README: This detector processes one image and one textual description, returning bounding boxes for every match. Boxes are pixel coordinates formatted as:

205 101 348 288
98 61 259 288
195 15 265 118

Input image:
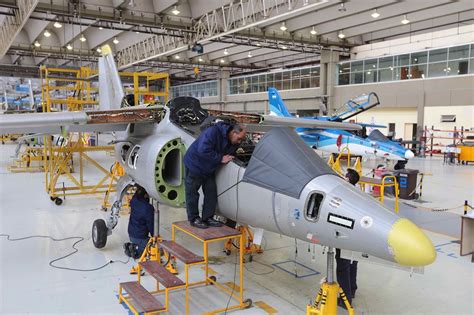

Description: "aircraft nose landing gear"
92 219 108 248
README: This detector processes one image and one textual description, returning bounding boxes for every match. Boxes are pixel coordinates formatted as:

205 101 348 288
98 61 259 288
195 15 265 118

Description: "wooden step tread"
120 281 165 313
139 261 185 288
173 220 242 241
160 240 204 264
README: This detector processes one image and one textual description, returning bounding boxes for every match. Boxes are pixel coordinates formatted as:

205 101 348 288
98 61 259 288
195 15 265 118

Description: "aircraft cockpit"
167 96 257 166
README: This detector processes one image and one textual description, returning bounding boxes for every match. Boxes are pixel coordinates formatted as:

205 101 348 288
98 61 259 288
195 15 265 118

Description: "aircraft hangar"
0 0 473 314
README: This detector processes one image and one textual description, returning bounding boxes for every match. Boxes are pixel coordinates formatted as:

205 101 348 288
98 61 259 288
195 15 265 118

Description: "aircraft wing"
357 122 386 128
0 107 163 135
206 109 361 132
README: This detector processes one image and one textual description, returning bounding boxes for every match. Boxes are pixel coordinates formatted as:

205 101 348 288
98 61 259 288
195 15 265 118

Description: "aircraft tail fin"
268 87 292 117
98 44 125 110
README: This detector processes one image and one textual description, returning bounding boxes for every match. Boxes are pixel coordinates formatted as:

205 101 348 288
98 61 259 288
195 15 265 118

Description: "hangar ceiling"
0 0 472 81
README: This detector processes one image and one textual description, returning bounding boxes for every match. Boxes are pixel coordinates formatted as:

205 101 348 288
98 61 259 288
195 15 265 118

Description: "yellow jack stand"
224 225 263 261
129 205 178 275
307 247 354 315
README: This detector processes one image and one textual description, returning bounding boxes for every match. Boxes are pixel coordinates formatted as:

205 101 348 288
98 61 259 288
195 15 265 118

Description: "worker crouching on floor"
183 120 246 229
336 168 360 308
127 185 155 257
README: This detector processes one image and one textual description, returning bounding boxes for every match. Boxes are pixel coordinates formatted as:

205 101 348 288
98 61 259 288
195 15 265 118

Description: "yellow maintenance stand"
307 247 354 315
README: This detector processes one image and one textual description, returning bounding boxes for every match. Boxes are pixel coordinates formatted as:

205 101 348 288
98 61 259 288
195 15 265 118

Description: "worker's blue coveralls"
183 122 238 222
128 195 155 255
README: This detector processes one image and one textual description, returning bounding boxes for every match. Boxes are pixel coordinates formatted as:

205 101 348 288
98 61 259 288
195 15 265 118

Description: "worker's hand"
221 154 235 164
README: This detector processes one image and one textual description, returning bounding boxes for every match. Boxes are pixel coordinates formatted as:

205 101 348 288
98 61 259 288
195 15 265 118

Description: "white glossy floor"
1 143 473 315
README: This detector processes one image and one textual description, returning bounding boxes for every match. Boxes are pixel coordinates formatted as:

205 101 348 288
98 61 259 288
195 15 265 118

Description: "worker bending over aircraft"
184 120 247 229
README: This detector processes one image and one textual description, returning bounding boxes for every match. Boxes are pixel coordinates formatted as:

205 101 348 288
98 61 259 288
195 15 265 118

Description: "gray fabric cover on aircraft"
242 127 337 199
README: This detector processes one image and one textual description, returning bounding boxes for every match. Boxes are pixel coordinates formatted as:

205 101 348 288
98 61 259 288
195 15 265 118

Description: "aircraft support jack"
92 175 134 248
130 202 178 275
307 247 354 315
224 225 263 262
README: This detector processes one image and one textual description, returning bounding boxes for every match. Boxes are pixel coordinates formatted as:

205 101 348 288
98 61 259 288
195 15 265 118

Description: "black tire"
244 298 253 308
209 275 216 284
54 198 63 206
225 249 231 256
50 196 56 201
92 219 108 248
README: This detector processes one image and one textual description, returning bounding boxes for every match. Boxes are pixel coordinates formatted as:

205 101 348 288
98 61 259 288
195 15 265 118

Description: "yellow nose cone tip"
388 218 436 266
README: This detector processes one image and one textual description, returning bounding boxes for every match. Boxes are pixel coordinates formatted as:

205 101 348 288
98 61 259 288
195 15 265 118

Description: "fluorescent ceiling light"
401 15 410 24
223 49 229 55
53 21 62 28
172 5 180 15
280 21 287 31
66 44 73 50
43 30 51 37
34 41 40 47
99 26 103 30
338 31 345 39
371 9 380 18
280 45 288 49
198 57 203 62
220 58 225 63
80 34 86 42
174 55 180 59
113 37 119 44
310 26 317 35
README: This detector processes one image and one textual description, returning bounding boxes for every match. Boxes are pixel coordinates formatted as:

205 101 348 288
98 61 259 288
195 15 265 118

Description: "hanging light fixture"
338 2 346 12
66 43 73 50
34 40 41 47
338 30 345 39
174 55 180 59
113 37 119 44
198 57 203 62
43 30 51 37
310 26 317 35
223 48 229 55
172 5 180 15
247 51 252 58
96 47 102 53
79 34 86 42
220 58 225 63
371 9 380 18
280 45 288 50
280 21 287 31
401 15 410 24
53 20 62 28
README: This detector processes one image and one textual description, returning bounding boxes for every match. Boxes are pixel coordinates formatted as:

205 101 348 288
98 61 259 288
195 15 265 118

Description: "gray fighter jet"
0 45 436 267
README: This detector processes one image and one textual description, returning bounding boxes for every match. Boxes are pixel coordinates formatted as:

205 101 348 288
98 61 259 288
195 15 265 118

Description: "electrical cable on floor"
0 234 130 272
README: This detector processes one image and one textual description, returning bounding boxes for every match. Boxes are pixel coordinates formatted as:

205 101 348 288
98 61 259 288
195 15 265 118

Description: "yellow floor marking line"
224 282 241 292
254 301 278 314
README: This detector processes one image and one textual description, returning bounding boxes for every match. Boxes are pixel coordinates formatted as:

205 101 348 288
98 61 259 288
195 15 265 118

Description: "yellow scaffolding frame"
358 175 400 213
121 72 169 106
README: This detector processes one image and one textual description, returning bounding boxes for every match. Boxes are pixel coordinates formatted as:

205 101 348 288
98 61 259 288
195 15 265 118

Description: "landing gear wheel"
54 198 63 206
209 275 216 284
92 219 108 248
243 298 253 309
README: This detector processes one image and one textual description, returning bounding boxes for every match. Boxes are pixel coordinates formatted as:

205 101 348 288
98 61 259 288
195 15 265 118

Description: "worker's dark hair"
229 124 244 134
134 184 148 200
345 168 360 186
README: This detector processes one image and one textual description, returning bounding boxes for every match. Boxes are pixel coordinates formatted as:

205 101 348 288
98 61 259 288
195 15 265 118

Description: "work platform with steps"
119 220 251 315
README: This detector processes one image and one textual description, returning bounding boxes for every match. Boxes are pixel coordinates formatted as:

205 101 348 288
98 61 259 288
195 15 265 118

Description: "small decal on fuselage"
327 213 354 229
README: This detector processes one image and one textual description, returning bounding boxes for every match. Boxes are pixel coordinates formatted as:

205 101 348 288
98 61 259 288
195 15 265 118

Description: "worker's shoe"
205 218 223 227
190 217 208 229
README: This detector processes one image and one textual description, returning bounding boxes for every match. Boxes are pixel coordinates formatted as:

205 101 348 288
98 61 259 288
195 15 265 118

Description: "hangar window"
305 192 324 221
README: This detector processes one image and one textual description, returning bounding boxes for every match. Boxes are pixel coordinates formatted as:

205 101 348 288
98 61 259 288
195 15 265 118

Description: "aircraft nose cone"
404 150 414 159
388 219 436 266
